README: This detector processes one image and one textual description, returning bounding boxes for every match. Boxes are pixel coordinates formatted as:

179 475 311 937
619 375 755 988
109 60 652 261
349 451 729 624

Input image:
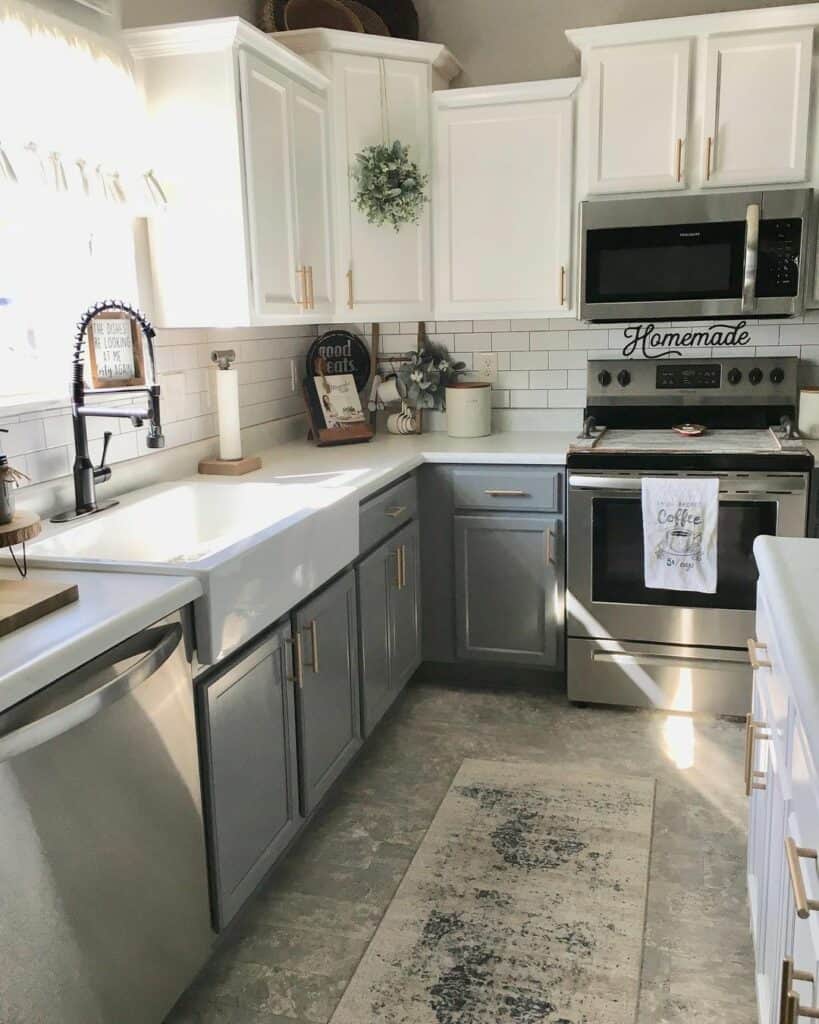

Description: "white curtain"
0 0 154 205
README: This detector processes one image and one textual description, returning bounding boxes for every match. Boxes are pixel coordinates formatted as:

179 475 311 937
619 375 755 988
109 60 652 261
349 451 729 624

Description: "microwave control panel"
757 218 802 297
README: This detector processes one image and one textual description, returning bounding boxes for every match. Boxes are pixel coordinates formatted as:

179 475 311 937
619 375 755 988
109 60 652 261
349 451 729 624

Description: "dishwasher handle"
0 621 182 763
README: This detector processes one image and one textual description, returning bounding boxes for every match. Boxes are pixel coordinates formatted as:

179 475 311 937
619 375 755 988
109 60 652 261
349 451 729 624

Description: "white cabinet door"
702 28 813 188
292 80 334 317
333 54 431 321
434 88 574 317
586 39 691 194
239 50 301 318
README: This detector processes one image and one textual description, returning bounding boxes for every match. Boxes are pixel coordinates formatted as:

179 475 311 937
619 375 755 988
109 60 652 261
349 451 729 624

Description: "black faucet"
52 300 165 524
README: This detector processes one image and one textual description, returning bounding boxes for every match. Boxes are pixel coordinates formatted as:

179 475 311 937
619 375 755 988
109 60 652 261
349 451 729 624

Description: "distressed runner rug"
330 759 655 1024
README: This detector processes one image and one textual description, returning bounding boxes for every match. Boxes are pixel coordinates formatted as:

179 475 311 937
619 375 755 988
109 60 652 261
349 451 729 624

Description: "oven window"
585 221 746 303
592 497 776 609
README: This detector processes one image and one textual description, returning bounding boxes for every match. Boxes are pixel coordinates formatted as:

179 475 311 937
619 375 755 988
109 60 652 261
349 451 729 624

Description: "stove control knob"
727 368 742 386
770 367 785 384
597 369 612 387
617 369 631 388
749 367 764 386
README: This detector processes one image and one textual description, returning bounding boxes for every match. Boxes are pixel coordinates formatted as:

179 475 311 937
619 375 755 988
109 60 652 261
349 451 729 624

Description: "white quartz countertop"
754 536 819 764
0 568 201 714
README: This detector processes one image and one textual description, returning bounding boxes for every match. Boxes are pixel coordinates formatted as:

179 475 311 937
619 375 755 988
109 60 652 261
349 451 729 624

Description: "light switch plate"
473 352 498 384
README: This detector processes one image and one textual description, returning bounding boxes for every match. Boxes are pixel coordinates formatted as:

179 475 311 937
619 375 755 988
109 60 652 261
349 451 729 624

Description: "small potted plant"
387 340 465 434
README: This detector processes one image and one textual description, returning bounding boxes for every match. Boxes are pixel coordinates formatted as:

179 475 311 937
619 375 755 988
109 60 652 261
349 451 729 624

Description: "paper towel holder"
198 348 262 477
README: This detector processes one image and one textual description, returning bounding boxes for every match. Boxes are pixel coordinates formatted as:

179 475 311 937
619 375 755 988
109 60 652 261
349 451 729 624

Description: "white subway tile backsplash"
491 332 529 352
548 350 588 370
453 332 490 352
475 319 511 333
511 390 549 408
510 352 550 370
529 370 568 389
549 389 586 408
496 370 529 390
530 331 569 351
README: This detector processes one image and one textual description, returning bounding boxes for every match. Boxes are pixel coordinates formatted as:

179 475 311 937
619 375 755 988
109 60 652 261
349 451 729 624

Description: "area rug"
329 759 655 1024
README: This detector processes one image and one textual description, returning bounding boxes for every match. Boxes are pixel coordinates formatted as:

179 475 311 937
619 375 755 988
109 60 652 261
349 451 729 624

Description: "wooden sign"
87 312 145 388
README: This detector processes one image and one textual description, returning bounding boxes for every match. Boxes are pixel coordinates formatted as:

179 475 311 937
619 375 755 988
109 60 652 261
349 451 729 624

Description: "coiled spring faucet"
51 300 165 523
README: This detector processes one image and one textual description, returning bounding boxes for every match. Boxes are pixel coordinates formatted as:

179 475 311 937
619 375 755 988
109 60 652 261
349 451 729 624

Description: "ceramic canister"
445 382 492 438
798 387 819 439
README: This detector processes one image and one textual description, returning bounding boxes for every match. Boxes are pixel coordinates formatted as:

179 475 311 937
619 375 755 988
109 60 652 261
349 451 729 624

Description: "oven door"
567 470 808 650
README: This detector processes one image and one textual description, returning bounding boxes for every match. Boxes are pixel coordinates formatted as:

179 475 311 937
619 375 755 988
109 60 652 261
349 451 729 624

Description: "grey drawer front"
452 466 561 512
359 474 418 552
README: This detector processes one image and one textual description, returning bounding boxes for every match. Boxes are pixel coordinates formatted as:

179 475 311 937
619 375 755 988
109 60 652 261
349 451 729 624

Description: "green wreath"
351 140 429 232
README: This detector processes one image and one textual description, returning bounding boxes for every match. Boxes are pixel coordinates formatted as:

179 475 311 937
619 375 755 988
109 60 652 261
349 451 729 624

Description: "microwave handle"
741 203 760 314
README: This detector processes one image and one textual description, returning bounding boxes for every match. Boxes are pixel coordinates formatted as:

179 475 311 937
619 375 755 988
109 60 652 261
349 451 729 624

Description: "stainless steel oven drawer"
359 474 418 554
567 637 751 717
452 467 561 512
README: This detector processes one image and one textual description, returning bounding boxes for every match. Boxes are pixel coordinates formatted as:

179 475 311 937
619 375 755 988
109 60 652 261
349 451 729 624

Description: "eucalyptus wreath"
351 140 429 231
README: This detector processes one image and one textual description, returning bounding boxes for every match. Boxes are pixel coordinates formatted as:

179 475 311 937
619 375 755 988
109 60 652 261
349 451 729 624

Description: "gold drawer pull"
675 137 683 183
297 266 309 309
785 838 819 919
705 134 713 180
399 543 407 590
307 265 315 310
484 489 529 498
781 959 817 1024
559 265 567 307
385 505 407 519
744 713 770 796
285 633 303 688
346 268 354 309
302 620 319 674
394 547 402 589
546 525 558 566
748 638 772 670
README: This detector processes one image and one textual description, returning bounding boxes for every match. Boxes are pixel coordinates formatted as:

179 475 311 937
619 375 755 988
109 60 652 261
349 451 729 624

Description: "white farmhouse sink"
24 477 360 664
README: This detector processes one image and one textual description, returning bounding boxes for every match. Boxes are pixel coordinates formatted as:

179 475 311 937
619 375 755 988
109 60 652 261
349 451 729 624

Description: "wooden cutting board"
0 578 79 639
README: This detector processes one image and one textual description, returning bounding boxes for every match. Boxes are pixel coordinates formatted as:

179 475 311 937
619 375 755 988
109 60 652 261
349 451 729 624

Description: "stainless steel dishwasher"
0 612 213 1024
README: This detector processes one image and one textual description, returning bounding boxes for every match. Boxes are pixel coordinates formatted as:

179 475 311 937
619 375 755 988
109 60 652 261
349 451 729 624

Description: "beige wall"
34 0 122 33
123 0 819 82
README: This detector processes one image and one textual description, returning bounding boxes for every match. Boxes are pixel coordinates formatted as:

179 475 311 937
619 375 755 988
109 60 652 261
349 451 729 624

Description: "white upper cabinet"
702 27 813 188
433 81 577 318
127 20 334 327
586 39 691 194
274 30 460 323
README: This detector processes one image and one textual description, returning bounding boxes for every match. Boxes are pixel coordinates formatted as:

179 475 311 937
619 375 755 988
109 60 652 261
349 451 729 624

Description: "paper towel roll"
216 367 242 460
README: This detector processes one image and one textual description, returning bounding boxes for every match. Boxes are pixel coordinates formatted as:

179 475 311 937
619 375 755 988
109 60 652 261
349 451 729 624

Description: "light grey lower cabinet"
198 620 301 930
358 520 422 736
454 512 563 667
292 569 362 816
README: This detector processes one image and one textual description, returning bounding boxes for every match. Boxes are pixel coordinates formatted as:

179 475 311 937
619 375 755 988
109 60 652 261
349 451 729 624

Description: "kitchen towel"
642 476 719 593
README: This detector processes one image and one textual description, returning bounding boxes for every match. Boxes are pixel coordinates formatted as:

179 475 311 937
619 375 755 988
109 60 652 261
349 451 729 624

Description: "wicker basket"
285 0 364 31
343 1 390 34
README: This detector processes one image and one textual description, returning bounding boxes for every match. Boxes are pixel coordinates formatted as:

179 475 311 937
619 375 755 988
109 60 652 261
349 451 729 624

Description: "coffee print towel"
642 477 719 593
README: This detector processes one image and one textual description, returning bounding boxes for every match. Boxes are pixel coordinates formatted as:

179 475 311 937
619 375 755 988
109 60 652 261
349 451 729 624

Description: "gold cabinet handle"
675 137 683 183
307 265 315 310
393 546 402 589
285 633 303 688
346 268 354 310
781 959 817 1024
484 489 529 498
400 544 407 590
297 265 308 309
744 714 770 796
546 525 558 566
786 838 819 919
748 638 772 670
559 265 567 307
385 505 407 519
302 619 319 674
705 135 713 180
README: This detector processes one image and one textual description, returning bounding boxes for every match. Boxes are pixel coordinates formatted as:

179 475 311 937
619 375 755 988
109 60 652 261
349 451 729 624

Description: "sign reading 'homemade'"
621 321 752 360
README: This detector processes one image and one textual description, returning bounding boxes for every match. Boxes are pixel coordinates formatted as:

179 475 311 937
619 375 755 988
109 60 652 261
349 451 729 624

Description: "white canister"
445 383 492 438
798 387 819 439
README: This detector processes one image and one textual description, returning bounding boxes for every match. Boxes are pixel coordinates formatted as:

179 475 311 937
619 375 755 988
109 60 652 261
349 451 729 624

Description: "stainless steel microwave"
579 188 813 322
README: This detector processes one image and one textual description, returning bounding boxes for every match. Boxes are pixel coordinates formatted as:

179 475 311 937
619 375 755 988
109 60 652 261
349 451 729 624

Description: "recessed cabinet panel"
587 39 691 194
292 81 334 315
239 51 300 317
389 520 422 687
703 28 812 188
434 90 574 316
357 542 394 736
334 54 431 319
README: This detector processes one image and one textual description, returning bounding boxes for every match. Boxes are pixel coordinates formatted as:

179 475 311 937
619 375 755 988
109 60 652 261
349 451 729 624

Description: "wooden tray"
0 578 79 639
0 510 41 548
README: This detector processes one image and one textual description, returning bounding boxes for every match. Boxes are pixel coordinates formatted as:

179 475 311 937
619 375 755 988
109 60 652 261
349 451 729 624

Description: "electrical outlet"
474 352 498 384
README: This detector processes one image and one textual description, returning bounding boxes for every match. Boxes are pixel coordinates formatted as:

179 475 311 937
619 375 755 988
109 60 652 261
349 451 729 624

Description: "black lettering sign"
621 321 752 359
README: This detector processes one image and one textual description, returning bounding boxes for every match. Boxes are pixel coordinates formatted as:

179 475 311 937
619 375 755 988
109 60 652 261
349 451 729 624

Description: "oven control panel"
656 363 721 390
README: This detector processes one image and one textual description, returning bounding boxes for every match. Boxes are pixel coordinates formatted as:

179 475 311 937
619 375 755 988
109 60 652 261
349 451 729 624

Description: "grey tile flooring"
166 678 755 1024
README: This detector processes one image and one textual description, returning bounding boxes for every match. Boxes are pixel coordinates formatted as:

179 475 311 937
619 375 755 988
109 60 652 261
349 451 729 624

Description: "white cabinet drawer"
753 588 790 771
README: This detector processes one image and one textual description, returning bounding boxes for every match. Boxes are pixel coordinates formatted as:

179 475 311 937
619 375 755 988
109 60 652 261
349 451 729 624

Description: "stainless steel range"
567 356 813 716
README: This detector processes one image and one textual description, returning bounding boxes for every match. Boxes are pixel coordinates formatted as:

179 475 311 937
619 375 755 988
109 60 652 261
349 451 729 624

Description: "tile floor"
166 678 755 1024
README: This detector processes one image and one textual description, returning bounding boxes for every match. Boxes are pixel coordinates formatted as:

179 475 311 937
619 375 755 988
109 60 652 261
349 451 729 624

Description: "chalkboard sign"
306 331 371 393
87 312 145 388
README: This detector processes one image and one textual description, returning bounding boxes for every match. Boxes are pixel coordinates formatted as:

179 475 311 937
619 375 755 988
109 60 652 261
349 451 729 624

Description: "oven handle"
591 650 749 672
741 202 760 314
568 475 804 496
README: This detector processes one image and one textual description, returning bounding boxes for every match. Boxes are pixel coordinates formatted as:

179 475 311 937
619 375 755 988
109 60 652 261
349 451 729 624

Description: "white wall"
123 0 819 83
34 0 122 33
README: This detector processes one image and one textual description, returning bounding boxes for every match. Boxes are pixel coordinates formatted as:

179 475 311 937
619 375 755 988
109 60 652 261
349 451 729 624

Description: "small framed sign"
87 312 145 388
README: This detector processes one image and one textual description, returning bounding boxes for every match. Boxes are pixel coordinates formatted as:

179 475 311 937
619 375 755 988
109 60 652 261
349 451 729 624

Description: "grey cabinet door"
389 519 422 688
293 569 361 816
199 621 301 930
357 539 395 737
454 513 563 668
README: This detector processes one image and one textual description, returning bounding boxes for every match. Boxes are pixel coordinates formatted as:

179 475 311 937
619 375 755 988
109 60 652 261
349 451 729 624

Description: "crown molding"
433 78 580 109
